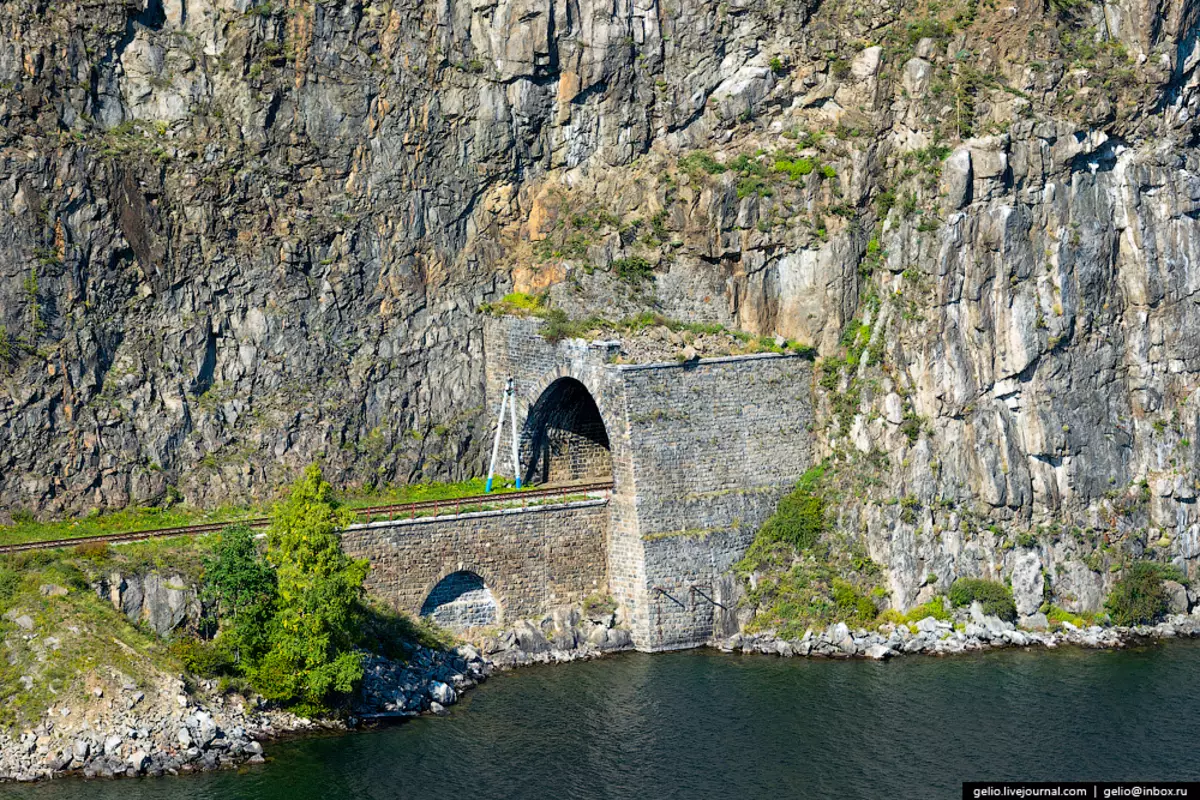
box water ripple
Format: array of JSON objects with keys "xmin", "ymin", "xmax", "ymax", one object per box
[{"xmin": 8, "ymin": 643, "xmax": 1200, "ymax": 800}]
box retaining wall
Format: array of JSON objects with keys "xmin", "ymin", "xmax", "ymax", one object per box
[{"xmin": 341, "ymin": 500, "xmax": 609, "ymax": 625}]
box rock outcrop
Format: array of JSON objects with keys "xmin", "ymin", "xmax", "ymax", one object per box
[
  {"xmin": 93, "ymin": 571, "xmax": 204, "ymax": 637},
  {"xmin": 3, "ymin": 0, "xmax": 1200, "ymax": 618}
]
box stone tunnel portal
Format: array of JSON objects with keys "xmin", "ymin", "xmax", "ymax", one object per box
[
  {"xmin": 521, "ymin": 377, "xmax": 613, "ymax": 487},
  {"xmin": 419, "ymin": 571, "xmax": 500, "ymax": 631}
]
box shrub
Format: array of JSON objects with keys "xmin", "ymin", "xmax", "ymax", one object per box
[
  {"xmin": 1105, "ymin": 562, "xmax": 1185, "ymax": 626},
  {"xmin": 74, "ymin": 540, "xmax": 111, "ymax": 563},
  {"xmin": 906, "ymin": 597, "xmax": 950, "ymax": 622},
  {"xmin": 0, "ymin": 568, "xmax": 21, "ymax": 604},
  {"xmin": 949, "ymin": 578, "xmax": 1017, "ymax": 621},
  {"xmin": 583, "ymin": 593, "xmax": 618, "ymax": 617},
  {"xmin": 679, "ymin": 151, "xmax": 726, "ymax": 177},
  {"xmin": 832, "ymin": 579, "xmax": 878, "ymax": 622},
  {"xmin": 612, "ymin": 256, "xmax": 653, "ymax": 282},
  {"xmin": 757, "ymin": 487, "xmax": 825, "ymax": 553},
  {"xmin": 169, "ymin": 637, "xmax": 234, "ymax": 677},
  {"xmin": 538, "ymin": 308, "xmax": 573, "ymax": 343},
  {"xmin": 1045, "ymin": 605, "xmax": 1093, "ymax": 628},
  {"xmin": 773, "ymin": 157, "xmax": 815, "ymax": 181}
]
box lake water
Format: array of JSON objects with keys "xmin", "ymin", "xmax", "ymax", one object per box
[{"xmin": 7, "ymin": 643, "xmax": 1200, "ymax": 799}]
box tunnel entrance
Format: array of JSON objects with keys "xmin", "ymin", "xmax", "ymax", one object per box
[
  {"xmin": 419, "ymin": 571, "xmax": 499, "ymax": 631},
  {"xmin": 522, "ymin": 377, "xmax": 612, "ymax": 486}
]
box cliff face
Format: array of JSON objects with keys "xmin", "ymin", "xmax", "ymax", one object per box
[{"xmin": 4, "ymin": 0, "xmax": 1200, "ymax": 614}]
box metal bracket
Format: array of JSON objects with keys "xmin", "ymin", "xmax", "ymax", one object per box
[
  {"xmin": 689, "ymin": 585, "xmax": 727, "ymax": 610},
  {"xmin": 652, "ymin": 586, "xmax": 687, "ymax": 608}
]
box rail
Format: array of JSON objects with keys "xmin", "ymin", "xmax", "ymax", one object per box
[{"xmin": 0, "ymin": 481, "xmax": 614, "ymax": 555}]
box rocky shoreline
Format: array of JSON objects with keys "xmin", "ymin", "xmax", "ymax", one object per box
[
  {"xmin": 717, "ymin": 604, "xmax": 1200, "ymax": 660},
  {"xmin": 9, "ymin": 604, "xmax": 1199, "ymax": 784},
  {"xmin": 0, "ymin": 606, "xmax": 632, "ymax": 785},
  {"xmin": 0, "ymin": 641, "xmax": 493, "ymax": 784}
]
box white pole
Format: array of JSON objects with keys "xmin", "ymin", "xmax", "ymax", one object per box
[
  {"xmin": 485, "ymin": 386, "xmax": 507, "ymax": 493},
  {"xmin": 508, "ymin": 377, "xmax": 521, "ymax": 489}
]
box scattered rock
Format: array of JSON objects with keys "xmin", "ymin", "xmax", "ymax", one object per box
[{"xmin": 1165, "ymin": 581, "xmax": 1190, "ymax": 615}]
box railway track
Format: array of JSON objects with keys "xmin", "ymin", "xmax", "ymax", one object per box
[{"xmin": 0, "ymin": 481, "xmax": 613, "ymax": 555}]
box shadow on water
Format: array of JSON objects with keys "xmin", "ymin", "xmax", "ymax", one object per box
[{"xmin": 7, "ymin": 642, "xmax": 1200, "ymax": 800}]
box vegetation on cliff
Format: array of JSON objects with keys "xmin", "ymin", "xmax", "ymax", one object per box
[
  {"xmin": 736, "ymin": 464, "xmax": 886, "ymax": 638},
  {"xmin": 0, "ymin": 542, "xmax": 198, "ymax": 730},
  {"xmin": 1104, "ymin": 563, "xmax": 1188, "ymax": 627},
  {"xmin": 948, "ymin": 579, "xmax": 1017, "ymax": 622},
  {"xmin": 482, "ymin": 293, "xmax": 817, "ymax": 358}
]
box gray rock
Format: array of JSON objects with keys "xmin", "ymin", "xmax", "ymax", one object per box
[
  {"xmin": 603, "ymin": 628, "xmax": 632, "ymax": 649},
  {"xmin": 1165, "ymin": 581, "xmax": 1190, "ymax": 614},
  {"xmin": 1010, "ymin": 550, "xmax": 1045, "ymax": 618},
  {"xmin": 942, "ymin": 149, "xmax": 973, "ymax": 210},
  {"xmin": 864, "ymin": 644, "xmax": 894, "ymax": 660},
  {"xmin": 1020, "ymin": 613, "xmax": 1050, "ymax": 631},
  {"xmin": 512, "ymin": 620, "xmax": 550, "ymax": 654},
  {"xmin": 127, "ymin": 750, "xmax": 150, "ymax": 773},
  {"xmin": 428, "ymin": 681, "xmax": 456, "ymax": 706},
  {"xmin": 586, "ymin": 624, "xmax": 609, "ymax": 647}
]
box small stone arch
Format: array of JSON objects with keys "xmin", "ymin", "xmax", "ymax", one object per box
[
  {"xmin": 419, "ymin": 571, "xmax": 500, "ymax": 631},
  {"xmin": 521, "ymin": 376, "xmax": 613, "ymax": 486}
]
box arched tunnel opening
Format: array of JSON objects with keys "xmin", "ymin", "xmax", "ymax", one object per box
[
  {"xmin": 521, "ymin": 377, "xmax": 613, "ymax": 487},
  {"xmin": 419, "ymin": 571, "xmax": 499, "ymax": 631}
]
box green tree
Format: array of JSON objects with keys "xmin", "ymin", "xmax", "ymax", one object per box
[
  {"xmin": 202, "ymin": 524, "xmax": 276, "ymax": 666},
  {"xmin": 251, "ymin": 465, "xmax": 370, "ymax": 713}
]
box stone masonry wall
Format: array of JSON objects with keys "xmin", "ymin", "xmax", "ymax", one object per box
[
  {"xmin": 483, "ymin": 316, "xmax": 813, "ymax": 650},
  {"xmin": 341, "ymin": 500, "xmax": 609, "ymax": 625},
  {"xmin": 616, "ymin": 354, "xmax": 814, "ymax": 650}
]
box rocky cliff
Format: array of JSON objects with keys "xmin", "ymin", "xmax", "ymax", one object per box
[{"xmin": 3, "ymin": 0, "xmax": 1200, "ymax": 615}]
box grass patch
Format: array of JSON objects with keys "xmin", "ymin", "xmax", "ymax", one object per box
[
  {"xmin": 742, "ymin": 564, "xmax": 879, "ymax": 639},
  {"xmin": 879, "ymin": 597, "xmax": 950, "ymax": 627},
  {"xmin": 0, "ymin": 503, "xmax": 257, "ymax": 547},
  {"xmin": 679, "ymin": 151, "xmax": 727, "ymax": 177},
  {"xmin": 0, "ymin": 551, "xmax": 186, "ymax": 730},
  {"xmin": 1, "ymin": 477, "xmax": 533, "ymax": 547},
  {"xmin": 498, "ymin": 304, "xmax": 818, "ymax": 358},
  {"xmin": 1044, "ymin": 604, "xmax": 1098, "ymax": 628},
  {"xmin": 479, "ymin": 292, "xmax": 545, "ymax": 316}
]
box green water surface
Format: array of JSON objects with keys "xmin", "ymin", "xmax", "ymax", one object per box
[{"xmin": 6, "ymin": 643, "xmax": 1199, "ymax": 799}]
